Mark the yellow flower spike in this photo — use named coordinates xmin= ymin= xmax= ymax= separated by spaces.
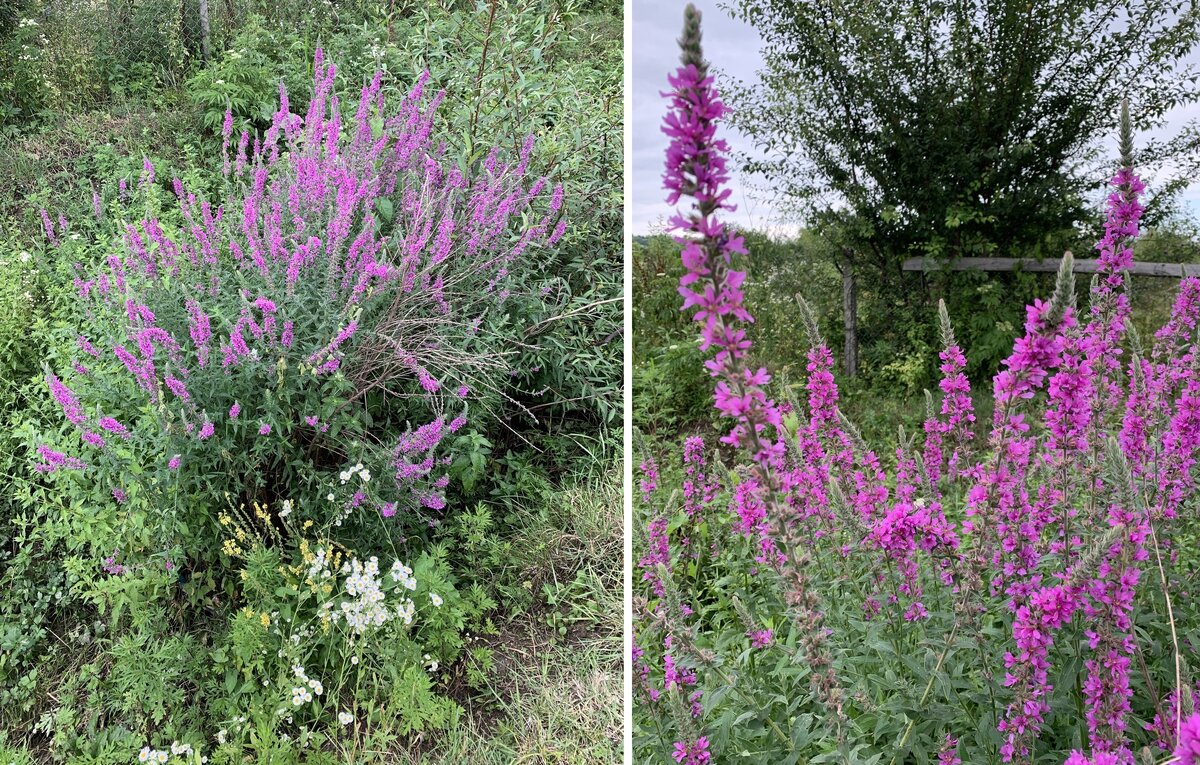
xmin=260 ymin=613 xmax=270 ymax=629
xmin=303 ymin=520 xmax=313 ymax=529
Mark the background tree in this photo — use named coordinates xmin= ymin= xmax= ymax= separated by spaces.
xmin=726 ymin=0 xmax=1200 ymax=384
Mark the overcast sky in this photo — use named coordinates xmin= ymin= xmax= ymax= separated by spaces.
xmin=631 ymin=0 xmax=775 ymax=235
xmin=631 ymin=1 xmax=1200 ymax=237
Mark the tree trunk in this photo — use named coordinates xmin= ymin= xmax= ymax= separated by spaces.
xmin=198 ymin=0 xmax=212 ymax=62
xmin=841 ymin=249 xmax=858 ymax=378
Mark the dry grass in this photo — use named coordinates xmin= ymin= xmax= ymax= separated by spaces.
xmin=403 ymin=465 xmax=623 ymax=764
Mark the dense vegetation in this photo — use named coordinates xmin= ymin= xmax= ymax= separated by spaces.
xmin=0 ymin=1 xmax=622 ymax=763
xmin=723 ymin=0 xmax=1200 ymax=388
xmin=634 ymin=6 xmax=1200 ymax=765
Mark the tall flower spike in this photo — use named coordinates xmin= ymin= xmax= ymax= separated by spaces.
xmin=663 ymin=3 xmax=843 ymax=719
xmin=1118 ymin=98 xmax=1134 ymax=171
xmin=678 ymin=4 xmax=708 ymax=78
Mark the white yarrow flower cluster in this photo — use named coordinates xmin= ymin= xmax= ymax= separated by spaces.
xmin=339 ymin=462 xmax=371 ymax=484
xmin=390 ymin=560 xmax=416 ymax=590
xmin=396 ymin=598 xmax=416 ymax=625
xmin=333 ymin=556 xmax=390 ymax=633
xmin=306 ymin=548 xmax=333 ymax=581
xmin=338 ymin=711 xmax=355 ymax=725
xmin=290 ymin=666 xmax=323 ymax=706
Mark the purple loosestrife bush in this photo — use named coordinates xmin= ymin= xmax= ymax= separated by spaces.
xmin=29 ymin=49 xmax=563 ymax=580
xmin=634 ymin=7 xmax=1200 ymax=765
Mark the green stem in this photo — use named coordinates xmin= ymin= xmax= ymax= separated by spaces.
xmin=888 ymin=621 xmax=959 ymax=765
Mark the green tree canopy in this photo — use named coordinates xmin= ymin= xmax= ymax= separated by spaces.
xmin=725 ymin=0 xmax=1200 ymax=381
xmin=729 ymin=0 xmax=1200 ymax=255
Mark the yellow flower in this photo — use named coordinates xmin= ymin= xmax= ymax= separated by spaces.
xmin=260 ymin=612 xmax=270 ymax=629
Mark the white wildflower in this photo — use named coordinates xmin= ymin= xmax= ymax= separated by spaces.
xmin=397 ymin=598 xmax=415 ymax=625
xmin=290 ymin=685 xmax=312 ymax=706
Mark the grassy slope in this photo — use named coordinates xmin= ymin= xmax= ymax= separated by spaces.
xmin=408 ymin=466 xmax=623 ymax=764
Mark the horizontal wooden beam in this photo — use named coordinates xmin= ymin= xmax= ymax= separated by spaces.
xmin=902 ymin=256 xmax=1200 ymax=278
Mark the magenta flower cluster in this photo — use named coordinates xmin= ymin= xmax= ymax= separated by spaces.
xmin=36 ymin=50 xmax=563 ymax=528
xmin=664 ymin=55 xmax=783 ymax=470
xmin=639 ymin=8 xmax=1196 ymax=765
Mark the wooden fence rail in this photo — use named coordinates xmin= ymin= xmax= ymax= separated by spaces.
xmin=901 ymin=256 xmax=1200 ymax=278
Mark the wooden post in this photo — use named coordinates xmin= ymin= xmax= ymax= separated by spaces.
xmin=198 ymin=0 xmax=211 ymax=63
xmin=841 ymin=248 xmax=858 ymax=378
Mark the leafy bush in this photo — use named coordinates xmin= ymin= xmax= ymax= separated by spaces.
xmin=1 ymin=43 xmax=573 ymax=758
xmin=186 ymin=0 xmax=623 ymax=432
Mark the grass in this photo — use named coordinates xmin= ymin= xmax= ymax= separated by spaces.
xmin=409 ymin=464 xmax=623 ymax=764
